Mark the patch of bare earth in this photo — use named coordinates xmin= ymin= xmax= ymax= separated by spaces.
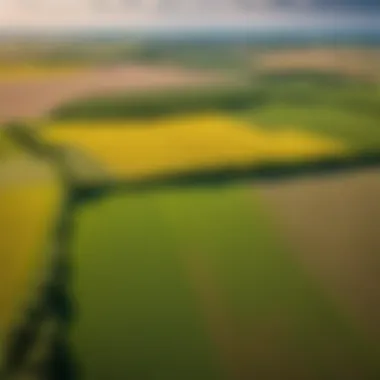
xmin=257 ymin=168 xmax=380 ymax=341
xmin=257 ymin=47 xmax=380 ymax=82
xmin=0 ymin=64 xmax=235 ymax=124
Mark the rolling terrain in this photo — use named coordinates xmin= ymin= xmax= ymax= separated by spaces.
xmin=1 ymin=42 xmax=380 ymax=379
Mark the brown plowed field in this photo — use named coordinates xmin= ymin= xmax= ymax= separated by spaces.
xmin=258 ymin=168 xmax=380 ymax=340
xmin=0 ymin=64 xmax=234 ymax=123
xmin=258 ymin=47 xmax=380 ymax=81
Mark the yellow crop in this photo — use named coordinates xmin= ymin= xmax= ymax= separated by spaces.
xmin=0 ymin=64 xmax=85 ymax=82
xmin=44 ymin=114 xmax=348 ymax=180
xmin=0 ymin=183 xmax=61 ymax=342
xmin=0 ymin=133 xmax=15 ymax=157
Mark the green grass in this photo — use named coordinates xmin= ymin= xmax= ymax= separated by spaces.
xmin=256 ymin=72 xmax=380 ymax=118
xmin=71 ymin=183 xmax=380 ymax=379
xmin=72 ymin=189 xmax=225 ymax=380
xmin=242 ymin=104 xmax=380 ymax=151
xmin=238 ymin=73 xmax=380 ymax=154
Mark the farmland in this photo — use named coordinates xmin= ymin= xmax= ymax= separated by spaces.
xmin=3 ymin=115 xmax=380 ymax=379
xmin=0 ymin=64 xmax=235 ymax=123
xmin=43 ymin=114 xmax=347 ymax=180
xmin=257 ymin=168 xmax=380 ymax=341
xmin=71 ymin=183 xmax=380 ymax=380
xmin=0 ymin=63 xmax=88 ymax=83
xmin=1 ymin=39 xmax=380 ymax=380
xmin=0 ymin=132 xmax=18 ymax=158
xmin=244 ymin=105 xmax=380 ymax=150
xmin=0 ymin=182 xmax=61 ymax=342
xmin=257 ymin=47 xmax=380 ymax=83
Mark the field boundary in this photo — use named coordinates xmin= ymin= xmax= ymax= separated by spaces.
xmin=3 ymin=121 xmax=380 ymax=379
xmin=4 ymin=123 xmax=380 ymax=203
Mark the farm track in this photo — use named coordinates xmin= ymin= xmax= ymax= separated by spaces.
xmin=257 ymin=168 xmax=380 ymax=342
xmin=0 ymin=64 xmax=235 ymax=124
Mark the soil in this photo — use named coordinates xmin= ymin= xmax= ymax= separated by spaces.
xmin=0 ymin=64 xmax=234 ymax=124
xmin=258 ymin=47 xmax=380 ymax=82
xmin=257 ymin=168 xmax=380 ymax=341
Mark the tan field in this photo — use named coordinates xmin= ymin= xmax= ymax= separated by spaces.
xmin=258 ymin=168 xmax=380 ymax=340
xmin=0 ymin=64 xmax=235 ymax=124
xmin=257 ymin=47 xmax=380 ymax=81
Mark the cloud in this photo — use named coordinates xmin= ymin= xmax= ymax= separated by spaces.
xmin=0 ymin=1 xmax=379 ymax=29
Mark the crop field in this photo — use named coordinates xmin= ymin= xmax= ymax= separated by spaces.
xmin=43 ymin=114 xmax=348 ymax=180
xmin=0 ymin=64 xmax=234 ymax=123
xmin=2 ymin=169 xmax=379 ymax=378
xmin=257 ymin=168 xmax=380 ymax=340
xmin=2 ymin=117 xmax=379 ymax=379
xmin=70 ymin=183 xmax=380 ymax=380
xmin=0 ymin=63 xmax=88 ymax=83
xmin=0 ymin=182 xmax=61 ymax=344
xmin=1 ymin=172 xmax=379 ymax=379
xmin=0 ymin=132 xmax=17 ymax=158
xmin=1 ymin=41 xmax=380 ymax=379
xmin=244 ymin=105 xmax=380 ymax=151
xmin=257 ymin=47 xmax=380 ymax=82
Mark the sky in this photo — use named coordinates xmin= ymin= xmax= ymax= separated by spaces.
xmin=0 ymin=1 xmax=379 ymax=30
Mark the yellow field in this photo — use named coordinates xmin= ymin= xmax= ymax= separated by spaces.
xmin=0 ymin=64 xmax=86 ymax=82
xmin=0 ymin=133 xmax=14 ymax=156
xmin=0 ymin=183 xmax=61 ymax=344
xmin=0 ymin=131 xmax=24 ymax=158
xmin=43 ymin=114 xmax=348 ymax=180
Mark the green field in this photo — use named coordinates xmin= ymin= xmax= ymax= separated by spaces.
xmin=244 ymin=104 xmax=380 ymax=150
xmin=69 ymin=184 xmax=380 ymax=380
xmin=1 ymin=46 xmax=380 ymax=379
xmin=2 ymin=174 xmax=380 ymax=378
